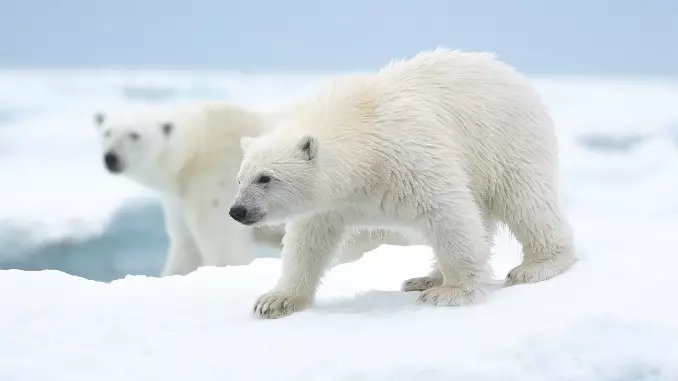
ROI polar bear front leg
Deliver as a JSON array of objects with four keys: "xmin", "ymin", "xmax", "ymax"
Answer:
[
  {"xmin": 161, "ymin": 200, "xmax": 202, "ymax": 276},
  {"xmin": 416, "ymin": 200, "xmax": 494, "ymax": 306},
  {"xmin": 401, "ymin": 266, "xmax": 443, "ymax": 292},
  {"xmin": 338, "ymin": 229, "xmax": 412, "ymax": 264},
  {"xmin": 402, "ymin": 209, "xmax": 496, "ymax": 292},
  {"xmin": 253, "ymin": 213, "xmax": 346, "ymax": 319},
  {"xmin": 163, "ymin": 236, "xmax": 201, "ymax": 276},
  {"xmin": 252, "ymin": 225, "xmax": 285, "ymax": 250}
]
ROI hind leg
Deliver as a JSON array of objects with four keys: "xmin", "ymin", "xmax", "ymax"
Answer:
[
  {"xmin": 483, "ymin": 210, "xmax": 498, "ymax": 248},
  {"xmin": 496, "ymin": 178, "xmax": 576, "ymax": 286}
]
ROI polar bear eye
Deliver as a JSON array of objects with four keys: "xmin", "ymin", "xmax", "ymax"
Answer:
[
  {"xmin": 256, "ymin": 175, "xmax": 272, "ymax": 184},
  {"xmin": 129, "ymin": 132, "xmax": 141, "ymax": 141}
]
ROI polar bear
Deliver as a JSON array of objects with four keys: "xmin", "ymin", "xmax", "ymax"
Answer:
[
  {"xmin": 230, "ymin": 48, "xmax": 577, "ymax": 319},
  {"xmin": 94, "ymin": 102, "xmax": 409, "ymax": 276}
]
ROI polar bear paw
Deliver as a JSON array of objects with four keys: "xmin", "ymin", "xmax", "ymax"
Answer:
[
  {"xmin": 505, "ymin": 257, "xmax": 576, "ymax": 286},
  {"xmin": 253, "ymin": 291, "xmax": 310, "ymax": 319},
  {"xmin": 401, "ymin": 276, "xmax": 443, "ymax": 292},
  {"xmin": 417, "ymin": 284, "xmax": 488, "ymax": 307}
]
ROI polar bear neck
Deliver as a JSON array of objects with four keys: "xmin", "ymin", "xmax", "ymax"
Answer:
[{"xmin": 279, "ymin": 76, "xmax": 389, "ymax": 205}]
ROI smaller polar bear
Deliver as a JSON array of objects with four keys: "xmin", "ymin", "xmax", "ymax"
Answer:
[
  {"xmin": 95, "ymin": 102, "xmax": 409, "ymax": 276},
  {"xmin": 230, "ymin": 48, "xmax": 577, "ymax": 319}
]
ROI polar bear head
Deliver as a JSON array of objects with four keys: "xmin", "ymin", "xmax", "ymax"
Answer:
[
  {"xmin": 93, "ymin": 110, "xmax": 180, "ymax": 189},
  {"xmin": 229, "ymin": 131, "xmax": 320, "ymax": 226}
]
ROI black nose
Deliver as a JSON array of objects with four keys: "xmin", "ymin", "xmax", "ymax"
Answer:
[
  {"xmin": 104, "ymin": 152, "xmax": 120, "ymax": 172},
  {"xmin": 229, "ymin": 206, "xmax": 248, "ymax": 222}
]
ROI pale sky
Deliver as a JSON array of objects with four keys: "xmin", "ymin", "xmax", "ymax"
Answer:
[{"xmin": 0, "ymin": 0, "xmax": 676, "ymax": 75}]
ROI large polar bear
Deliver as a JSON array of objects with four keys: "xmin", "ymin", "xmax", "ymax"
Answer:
[
  {"xmin": 94, "ymin": 102, "xmax": 409, "ymax": 276},
  {"xmin": 230, "ymin": 48, "xmax": 577, "ymax": 319}
]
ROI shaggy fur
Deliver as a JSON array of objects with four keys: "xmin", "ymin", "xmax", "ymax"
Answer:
[
  {"xmin": 232, "ymin": 48, "xmax": 577, "ymax": 319},
  {"xmin": 95, "ymin": 102, "xmax": 409, "ymax": 276}
]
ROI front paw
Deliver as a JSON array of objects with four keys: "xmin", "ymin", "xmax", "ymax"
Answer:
[
  {"xmin": 417, "ymin": 284, "xmax": 488, "ymax": 307},
  {"xmin": 401, "ymin": 276, "xmax": 443, "ymax": 292},
  {"xmin": 253, "ymin": 291, "xmax": 311, "ymax": 319}
]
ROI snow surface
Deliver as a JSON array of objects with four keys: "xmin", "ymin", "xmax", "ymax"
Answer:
[
  {"xmin": 2, "ymin": 222, "xmax": 677, "ymax": 381},
  {"xmin": 1, "ymin": 72, "xmax": 678, "ymax": 380}
]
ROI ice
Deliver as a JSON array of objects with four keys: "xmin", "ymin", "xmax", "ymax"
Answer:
[
  {"xmin": 1, "ymin": 214, "xmax": 677, "ymax": 381},
  {"xmin": 1, "ymin": 71, "xmax": 678, "ymax": 379}
]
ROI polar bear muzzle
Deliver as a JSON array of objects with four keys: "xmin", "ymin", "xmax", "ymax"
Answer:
[
  {"xmin": 228, "ymin": 205, "xmax": 263, "ymax": 225},
  {"xmin": 103, "ymin": 151, "xmax": 123, "ymax": 173}
]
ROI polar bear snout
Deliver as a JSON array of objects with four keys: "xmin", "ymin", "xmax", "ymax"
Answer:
[
  {"xmin": 229, "ymin": 205, "xmax": 247, "ymax": 222},
  {"xmin": 228, "ymin": 205, "xmax": 263, "ymax": 225},
  {"xmin": 103, "ymin": 151, "xmax": 123, "ymax": 173}
]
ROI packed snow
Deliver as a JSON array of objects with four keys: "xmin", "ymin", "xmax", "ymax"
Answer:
[
  {"xmin": 1, "ymin": 71, "xmax": 678, "ymax": 380},
  {"xmin": 2, "ymin": 233, "xmax": 677, "ymax": 380}
]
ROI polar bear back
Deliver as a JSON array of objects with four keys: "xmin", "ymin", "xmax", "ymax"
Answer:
[{"xmin": 274, "ymin": 48, "xmax": 559, "ymax": 201}]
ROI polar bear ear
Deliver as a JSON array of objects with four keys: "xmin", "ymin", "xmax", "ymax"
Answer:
[
  {"xmin": 297, "ymin": 136, "xmax": 317, "ymax": 161},
  {"xmin": 240, "ymin": 136, "xmax": 254, "ymax": 152},
  {"xmin": 93, "ymin": 112, "xmax": 105, "ymax": 128}
]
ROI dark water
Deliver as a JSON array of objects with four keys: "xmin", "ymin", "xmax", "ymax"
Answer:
[{"xmin": 0, "ymin": 200, "xmax": 168, "ymax": 282}]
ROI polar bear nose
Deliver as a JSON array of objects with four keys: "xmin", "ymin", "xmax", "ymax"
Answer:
[
  {"xmin": 229, "ymin": 205, "xmax": 248, "ymax": 222},
  {"xmin": 104, "ymin": 151, "xmax": 121, "ymax": 173}
]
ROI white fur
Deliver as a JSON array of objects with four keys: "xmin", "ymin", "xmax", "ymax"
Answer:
[
  {"xmin": 95, "ymin": 102, "xmax": 407, "ymax": 276},
  {"xmin": 233, "ymin": 48, "xmax": 577, "ymax": 319}
]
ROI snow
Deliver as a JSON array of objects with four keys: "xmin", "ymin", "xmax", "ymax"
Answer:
[
  {"xmin": 2, "ymin": 73, "xmax": 678, "ymax": 380},
  {"xmin": 2, "ymin": 222, "xmax": 677, "ymax": 381}
]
